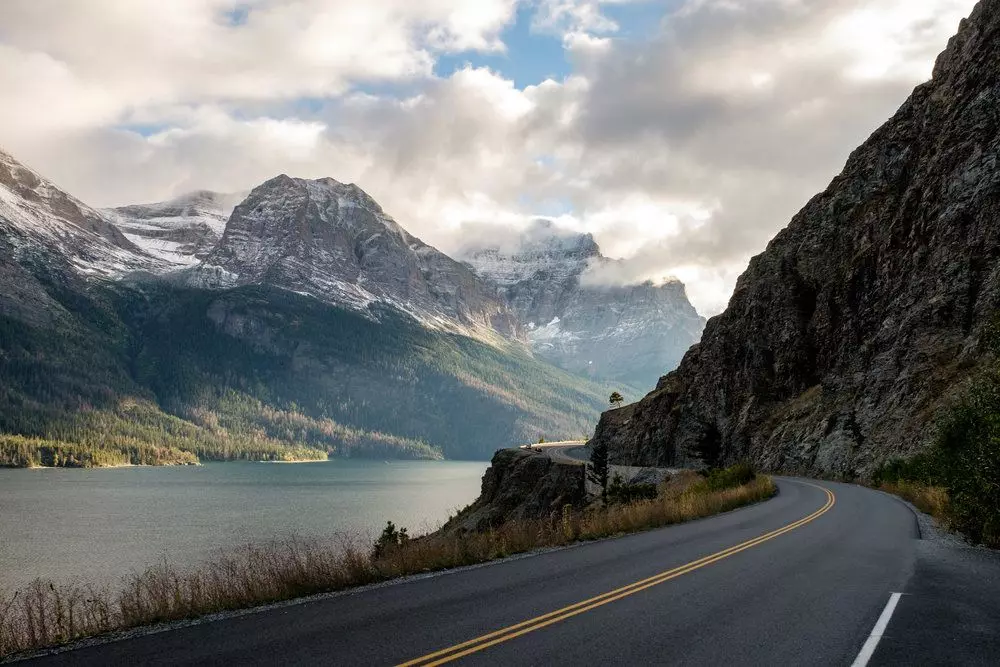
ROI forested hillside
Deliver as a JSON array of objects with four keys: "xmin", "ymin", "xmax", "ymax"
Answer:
[{"xmin": 0, "ymin": 272, "xmax": 612, "ymax": 466}]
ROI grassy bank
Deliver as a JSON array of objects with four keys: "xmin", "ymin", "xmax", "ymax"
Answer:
[
  {"xmin": 876, "ymin": 481, "xmax": 950, "ymax": 523},
  {"xmin": 0, "ymin": 470, "xmax": 774, "ymax": 659}
]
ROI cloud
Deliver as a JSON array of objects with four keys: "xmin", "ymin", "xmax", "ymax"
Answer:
[{"xmin": 0, "ymin": 0, "xmax": 980, "ymax": 317}]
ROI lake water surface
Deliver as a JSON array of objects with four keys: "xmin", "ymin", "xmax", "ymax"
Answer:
[{"xmin": 0, "ymin": 460, "xmax": 487, "ymax": 591}]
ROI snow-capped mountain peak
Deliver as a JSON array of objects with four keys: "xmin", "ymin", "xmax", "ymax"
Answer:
[
  {"xmin": 193, "ymin": 175, "xmax": 520, "ymax": 338},
  {"xmin": 462, "ymin": 219, "xmax": 600, "ymax": 288},
  {"xmin": 462, "ymin": 221, "xmax": 705, "ymax": 388},
  {"xmin": 0, "ymin": 148, "xmax": 164, "ymax": 278}
]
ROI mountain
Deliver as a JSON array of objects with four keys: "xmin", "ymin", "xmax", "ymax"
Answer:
[
  {"xmin": 0, "ymin": 148, "xmax": 162, "ymax": 280},
  {"xmin": 104, "ymin": 190, "xmax": 245, "ymax": 267},
  {"xmin": 463, "ymin": 220, "xmax": 705, "ymax": 389},
  {"xmin": 0, "ymin": 152, "xmax": 613, "ymax": 465},
  {"xmin": 590, "ymin": 0, "xmax": 1000, "ymax": 477},
  {"xmin": 191, "ymin": 175, "xmax": 520, "ymax": 339}
]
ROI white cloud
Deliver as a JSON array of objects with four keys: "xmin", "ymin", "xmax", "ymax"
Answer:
[{"xmin": 0, "ymin": 0, "xmax": 980, "ymax": 316}]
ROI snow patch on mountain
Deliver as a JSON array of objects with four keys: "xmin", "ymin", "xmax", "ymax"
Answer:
[{"xmin": 105, "ymin": 190, "xmax": 246, "ymax": 267}]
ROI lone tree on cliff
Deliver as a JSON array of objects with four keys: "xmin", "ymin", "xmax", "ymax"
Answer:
[{"xmin": 609, "ymin": 391, "xmax": 624, "ymax": 409}]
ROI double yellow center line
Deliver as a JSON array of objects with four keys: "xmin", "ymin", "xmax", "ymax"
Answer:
[{"xmin": 400, "ymin": 481, "xmax": 835, "ymax": 666}]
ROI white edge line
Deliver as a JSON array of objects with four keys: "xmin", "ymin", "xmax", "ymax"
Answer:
[{"xmin": 851, "ymin": 592, "xmax": 903, "ymax": 667}]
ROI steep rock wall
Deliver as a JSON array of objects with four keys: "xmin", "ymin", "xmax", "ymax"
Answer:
[
  {"xmin": 591, "ymin": 0, "xmax": 1000, "ymax": 477},
  {"xmin": 444, "ymin": 448, "xmax": 588, "ymax": 532}
]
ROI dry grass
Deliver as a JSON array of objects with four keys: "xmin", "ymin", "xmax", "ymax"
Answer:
[
  {"xmin": 0, "ymin": 474, "xmax": 775, "ymax": 659},
  {"xmin": 878, "ymin": 481, "xmax": 950, "ymax": 522}
]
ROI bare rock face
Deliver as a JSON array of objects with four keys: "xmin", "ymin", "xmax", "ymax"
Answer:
[
  {"xmin": 591, "ymin": 0, "xmax": 1000, "ymax": 477},
  {"xmin": 463, "ymin": 220, "xmax": 705, "ymax": 388},
  {"xmin": 443, "ymin": 448, "xmax": 587, "ymax": 532},
  {"xmin": 195, "ymin": 175, "xmax": 520, "ymax": 337}
]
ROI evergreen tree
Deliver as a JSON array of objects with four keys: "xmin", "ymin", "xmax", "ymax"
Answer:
[
  {"xmin": 591, "ymin": 439, "xmax": 609, "ymax": 497},
  {"xmin": 609, "ymin": 391, "xmax": 624, "ymax": 409}
]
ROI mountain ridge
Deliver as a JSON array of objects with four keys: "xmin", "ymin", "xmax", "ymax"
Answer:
[
  {"xmin": 0, "ymin": 149, "xmax": 616, "ymax": 464},
  {"xmin": 104, "ymin": 190, "xmax": 245, "ymax": 267}
]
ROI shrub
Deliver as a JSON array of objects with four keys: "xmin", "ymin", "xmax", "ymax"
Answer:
[
  {"xmin": 874, "ymin": 365, "xmax": 1000, "ymax": 547},
  {"xmin": 371, "ymin": 521, "xmax": 410, "ymax": 559},
  {"xmin": 695, "ymin": 462, "xmax": 756, "ymax": 493},
  {"xmin": 930, "ymin": 376, "xmax": 1000, "ymax": 546},
  {"xmin": 605, "ymin": 474, "xmax": 658, "ymax": 505}
]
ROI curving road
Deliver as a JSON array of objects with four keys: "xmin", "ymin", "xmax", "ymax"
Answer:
[
  {"xmin": 23, "ymin": 478, "xmax": 1000, "ymax": 666},
  {"xmin": 518, "ymin": 441, "xmax": 589, "ymax": 465}
]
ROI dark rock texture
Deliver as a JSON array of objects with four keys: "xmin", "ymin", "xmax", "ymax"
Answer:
[
  {"xmin": 445, "ymin": 448, "xmax": 587, "ymax": 531},
  {"xmin": 591, "ymin": 0, "xmax": 1000, "ymax": 477}
]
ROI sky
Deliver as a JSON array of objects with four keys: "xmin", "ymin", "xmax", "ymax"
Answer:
[{"xmin": 0, "ymin": 0, "xmax": 979, "ymax": 315}]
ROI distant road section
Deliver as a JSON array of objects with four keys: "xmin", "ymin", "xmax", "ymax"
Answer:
[
  {"xmin": 26, "ymin": 478, "xmax": 1000, "ymax": 665},
  {"xmin": 519, "ymin": 440, "xmax": 589, "ymax": 465}
]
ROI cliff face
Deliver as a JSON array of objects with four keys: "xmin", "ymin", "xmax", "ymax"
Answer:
[
  {"xmin": 591, "ymin": 0, "xmax": 1000, "ymax": 477},
  {"xmin": 444, "ymin": 448, "xmax": 588, "ymax": 532}
]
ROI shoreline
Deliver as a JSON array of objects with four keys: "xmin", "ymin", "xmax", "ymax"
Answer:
[
  {"xmin": 2, "ymin": 462, "xmax": 201, "ymax": 470},
  {"xmin": 1, "ymin": 456, "xmax": 460, "ymax": 470}
]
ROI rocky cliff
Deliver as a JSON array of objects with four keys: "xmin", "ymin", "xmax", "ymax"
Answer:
[
  {"xmin": 443, "ymin": 448, "xmax": 588, "ymax": 532},
  {"xmin": 464, "ymin": 220, "xmax": 705, "ymax": 388},
  {"xmin": 591, "ymin": 0, "xmax": 1000, "ymax": 477}
]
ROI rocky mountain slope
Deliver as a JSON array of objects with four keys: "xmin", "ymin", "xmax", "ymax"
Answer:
[
  {"xmin": 463, "ymin": 220, "xmax": 704, "ymax": 388},
  {"xmin": 0, "ymin": 149, "xmax": 162, "ymax": 280},
  {"xmin": 193, "ymin": 175, "xmax": 519, "ymax": 338},
  {"xmin": 104, "ymin": 191, "xmax": 244, "ymax": 267},
  {"xmin": 590, "ymin": 0, "xmax": 1000, "ymax": 477}
]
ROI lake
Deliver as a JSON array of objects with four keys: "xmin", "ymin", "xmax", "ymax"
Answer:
[{"xmin": 0, "ymin": 460, "xmax": 488, "ymax": 591}]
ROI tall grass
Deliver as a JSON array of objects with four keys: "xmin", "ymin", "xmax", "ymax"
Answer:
[
  {"xmin": 877, "ymin": 481, "xmax": 950, "ymax": 522},
  {"xmin": 0, "ymin": 473, "xmax": 775, "ymax": 659}
]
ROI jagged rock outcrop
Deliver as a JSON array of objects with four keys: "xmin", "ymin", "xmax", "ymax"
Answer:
[
  {"xmin": 443, "ymin": 448, "xmax": 588, "ymax": 531},
  {"xmin": 105, "ymin": 190, "xmax": 244, "ymax": 266},
  {"xmin": 463, "ymin": 220, "xmax": 705, "ymax": 388},
  {"xmin": 194, "ymin": 175, "xmax": 519, "ymax": 338},
  {"xmin": 591, "ymin": 0, "xmax": 1000, "ymax": 477}
]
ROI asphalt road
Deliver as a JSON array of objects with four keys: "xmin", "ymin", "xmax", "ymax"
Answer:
[
  {"xmin": 518, "ymin": 441, "xmax": 588, "ymax": 465},
  {"xmin": 23, "ymin": 478, "xmax": 1000, "ymax": 666}
]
